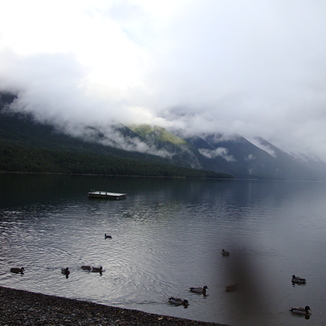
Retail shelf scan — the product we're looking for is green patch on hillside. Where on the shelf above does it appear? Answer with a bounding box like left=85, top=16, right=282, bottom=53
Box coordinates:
left=129, top=124, right=187, bottom=145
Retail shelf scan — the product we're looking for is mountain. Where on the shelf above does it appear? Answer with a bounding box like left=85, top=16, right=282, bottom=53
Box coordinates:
left=0, top=92, right=230, bottom=178
left=1, top=91, right=326, bottom=180
left=185, top=134, right=321, bottom=180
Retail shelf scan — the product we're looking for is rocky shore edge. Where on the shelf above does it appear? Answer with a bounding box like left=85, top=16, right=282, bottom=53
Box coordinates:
left=0, top=286, right=229, bottom=326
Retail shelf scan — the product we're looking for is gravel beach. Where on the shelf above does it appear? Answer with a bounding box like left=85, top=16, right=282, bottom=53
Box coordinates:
left=0, top=286, right=229, bottom=326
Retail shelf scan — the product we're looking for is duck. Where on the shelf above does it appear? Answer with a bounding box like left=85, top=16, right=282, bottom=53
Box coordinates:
left=222, top=249, right=230, bottom=256
left=168, top=297, right=189, bottom=307
left=61, top=267, right=70, bottom=278
left=105, top=234, right=112, bottom=239
left=189, top=285, right=208, bottom=296
left=10, top=267, right=24, bottom=274
left=290, top=306, right=311, bottom=316
left=225, top=283, right=238, bottom=292
left=292, top=275, right=306, bottom=284
left=91, top=266, right=103, bottom=275
left=81, top=265, right=91, bottom=271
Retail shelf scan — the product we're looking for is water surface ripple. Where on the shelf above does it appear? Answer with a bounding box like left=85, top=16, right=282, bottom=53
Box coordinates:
left=1, top=175, right=326, bottom=325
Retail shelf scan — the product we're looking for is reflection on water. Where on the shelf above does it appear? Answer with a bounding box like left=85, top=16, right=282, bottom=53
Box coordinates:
left=1, top=175, right=326, bottom=326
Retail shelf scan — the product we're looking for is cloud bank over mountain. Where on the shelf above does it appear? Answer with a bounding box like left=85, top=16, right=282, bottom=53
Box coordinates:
left=1, top=0, right=326, bottom=159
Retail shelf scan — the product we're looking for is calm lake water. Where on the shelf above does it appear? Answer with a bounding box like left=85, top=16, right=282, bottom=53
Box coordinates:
left=0, top=174, right=325, bottom=325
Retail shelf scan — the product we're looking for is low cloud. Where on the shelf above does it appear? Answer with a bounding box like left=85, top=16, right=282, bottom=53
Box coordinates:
left=199, top=148, right=236, bottom=162
left=246, top=154, right=256, bottom=161
left=248, top=138, right=277, bottom=158
left=1, top=1, right=326, bottom=160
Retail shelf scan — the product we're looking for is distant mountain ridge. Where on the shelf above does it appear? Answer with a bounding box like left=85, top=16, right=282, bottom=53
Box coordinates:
left=0, top=92, right=230, bottom=178
left=1, top=91, right=326, bottom=180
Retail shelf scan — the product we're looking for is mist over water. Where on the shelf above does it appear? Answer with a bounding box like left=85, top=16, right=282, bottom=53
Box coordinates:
left=1, top=174, right=326, bottom=325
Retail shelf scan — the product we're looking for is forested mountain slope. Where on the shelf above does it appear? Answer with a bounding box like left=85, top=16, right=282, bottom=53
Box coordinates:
left=0, top=92, right=231, bottom=178
left=2, top=91, right=326, bottom=180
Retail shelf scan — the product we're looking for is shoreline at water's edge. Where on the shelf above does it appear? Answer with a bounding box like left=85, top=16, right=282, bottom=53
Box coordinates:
left=0, top=286, right=230, bottom=326
left=0, top=171, right=235, bottom=179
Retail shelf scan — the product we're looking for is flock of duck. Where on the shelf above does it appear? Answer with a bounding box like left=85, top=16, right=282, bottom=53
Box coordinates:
left=9, top=245, right=311, bottom=318
left=290, top=275, right=311, bottom=317
left=169, top=285, right=208, bottom=308
left=168, top=249, right=311, bottom=318
left=168, top=249, right=231, bottom=309
left=10, top=265, right=104, bottom=279
left=10, top=234, right=112, bottom=279
left=61, top=266, right=103, bottom=278
left=168, top=249, right=239, bottom=310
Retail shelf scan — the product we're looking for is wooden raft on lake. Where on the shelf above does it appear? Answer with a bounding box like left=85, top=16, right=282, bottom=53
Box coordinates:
left=88, top=191, right=126, bottom=200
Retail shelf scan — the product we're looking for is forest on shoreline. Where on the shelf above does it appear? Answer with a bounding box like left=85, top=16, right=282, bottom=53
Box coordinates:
left=0, top=143, right=233, bottom=179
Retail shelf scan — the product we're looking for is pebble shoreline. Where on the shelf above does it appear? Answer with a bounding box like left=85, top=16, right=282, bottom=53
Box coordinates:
left=0, top=286, right=229, bottom=326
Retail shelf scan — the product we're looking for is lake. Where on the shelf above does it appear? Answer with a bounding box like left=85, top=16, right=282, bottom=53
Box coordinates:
left=0, top=174, right=325, bottom=325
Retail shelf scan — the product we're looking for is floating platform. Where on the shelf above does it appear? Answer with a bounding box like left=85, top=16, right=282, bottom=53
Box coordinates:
left=88, top=191, right=126, bottom=200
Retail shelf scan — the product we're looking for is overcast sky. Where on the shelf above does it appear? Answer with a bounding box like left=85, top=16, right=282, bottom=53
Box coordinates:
left=1, top=0, right=326, bottom=159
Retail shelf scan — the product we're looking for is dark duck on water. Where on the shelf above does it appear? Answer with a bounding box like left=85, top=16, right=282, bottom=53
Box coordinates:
left=10, top=267, right=24, bottom=274
left=61, top=267, right=70, bottom=278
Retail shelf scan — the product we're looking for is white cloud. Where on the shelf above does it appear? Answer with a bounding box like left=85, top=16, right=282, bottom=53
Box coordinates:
left=1, top=0, right=326, bottom=159
left=199, top=147, right=235, bottom=162
left=246, top=154, right=255, bottom=161
left=249, top=138, right=276, bottom=158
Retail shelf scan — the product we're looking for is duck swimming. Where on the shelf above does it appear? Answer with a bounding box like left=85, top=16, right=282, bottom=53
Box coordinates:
left=81, top=265, right=91, bottom=271
left=91, top=266, right=103, bottom=275
left=61, top=267, right=70, bottom=278
left=225, top=284, right=238, bottom=292
left=168, top=297, right=189, bottom=308
left=290, top=306, right=311, bottom=316
left=189, top=285, right=208, bottom=296
left=10, top=267, right=24, bottom=274
left=222, top=249, right=230, bottom=256
left=105, top=234, right=112, bottom=239
left=292, top=275, right=306, bottom=284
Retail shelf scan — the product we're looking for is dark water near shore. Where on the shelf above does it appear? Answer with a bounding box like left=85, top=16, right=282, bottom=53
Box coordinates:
left=0, top=174, right=325, bottom=325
